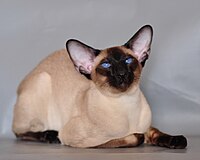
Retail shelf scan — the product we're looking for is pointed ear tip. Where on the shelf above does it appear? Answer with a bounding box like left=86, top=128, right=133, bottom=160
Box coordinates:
left=66, top=39, right=72, bottom=49
left=66, top=39, right=83, bottom=52
left=66, top=39, right=77, bottom=47
left=142, top=25, right=153, bottom=34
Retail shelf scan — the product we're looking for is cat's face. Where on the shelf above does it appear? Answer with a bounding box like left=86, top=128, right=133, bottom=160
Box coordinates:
left=66, top=25, right=153, bottom=95
left=91, top=46, right=141, bottom=94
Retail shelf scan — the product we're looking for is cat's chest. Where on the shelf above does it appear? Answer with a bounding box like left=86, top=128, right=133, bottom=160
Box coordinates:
left=116, top=94, right=143, bottom=125
left=94, top=90, right=151, bottom=134
left=94, top=91, right=140, bottom=118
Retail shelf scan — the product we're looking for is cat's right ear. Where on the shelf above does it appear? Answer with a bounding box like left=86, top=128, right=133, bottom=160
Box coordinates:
left=124, top=25, right=153, bottom=67
left=66, top=39, right=100, bottom=74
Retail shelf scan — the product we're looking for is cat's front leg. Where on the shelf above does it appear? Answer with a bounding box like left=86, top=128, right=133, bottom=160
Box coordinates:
left=145, top=127, right=187, bottom=149
left=59, top=116, right=125, bottom=148
left=59, top=116, right=143, bottom=148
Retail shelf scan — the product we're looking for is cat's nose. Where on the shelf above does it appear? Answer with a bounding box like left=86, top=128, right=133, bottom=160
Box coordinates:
left=116, top=74, right=127, bottom=85
left=119, top=71, right=126, bottom=76
left=118, top=66, right=126, bottom=76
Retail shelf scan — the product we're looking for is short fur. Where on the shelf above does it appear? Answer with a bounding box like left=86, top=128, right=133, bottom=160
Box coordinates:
left=12, top=25, right=187, bottom=148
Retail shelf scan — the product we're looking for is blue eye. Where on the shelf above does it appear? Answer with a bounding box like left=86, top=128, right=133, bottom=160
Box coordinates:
left=101, top=62, right=111, bottom=68
left=125, top=57, right=133, bottom=64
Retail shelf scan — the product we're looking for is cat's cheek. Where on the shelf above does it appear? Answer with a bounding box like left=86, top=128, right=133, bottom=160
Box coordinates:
left=91, top=71, right=107, bottom=87
left=132, top=64, right=142, bottom=84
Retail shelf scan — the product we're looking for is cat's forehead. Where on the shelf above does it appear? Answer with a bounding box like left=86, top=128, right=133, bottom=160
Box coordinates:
left=97, top=46, right=136, bottom=62
left=107, top=47, right=127, bottom=61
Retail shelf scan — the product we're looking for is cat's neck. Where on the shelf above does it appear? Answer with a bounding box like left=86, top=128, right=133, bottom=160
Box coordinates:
left=87, top=82, right=142, bottom=108
left=89, top=81, right=141, bottom=98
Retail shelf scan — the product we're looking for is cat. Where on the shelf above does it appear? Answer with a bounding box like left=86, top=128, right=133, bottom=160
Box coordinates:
left=12, top=25, right=187, bottom=149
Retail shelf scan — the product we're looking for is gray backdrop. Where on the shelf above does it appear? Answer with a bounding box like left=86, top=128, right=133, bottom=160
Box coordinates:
left=0, top=0, right=200, bottom=138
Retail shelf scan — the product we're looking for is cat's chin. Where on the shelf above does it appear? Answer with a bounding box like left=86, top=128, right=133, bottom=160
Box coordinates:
left=111, top=82, right=131, bottom=92
left=96, top=82, right=139, bottom=97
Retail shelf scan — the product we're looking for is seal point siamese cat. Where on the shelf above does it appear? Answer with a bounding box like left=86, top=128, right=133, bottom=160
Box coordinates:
left=12, top=25, right=187, bottom=149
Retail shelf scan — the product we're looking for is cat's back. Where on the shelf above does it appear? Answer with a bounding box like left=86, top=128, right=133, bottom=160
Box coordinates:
left=18, top=49, right=89, bottom=95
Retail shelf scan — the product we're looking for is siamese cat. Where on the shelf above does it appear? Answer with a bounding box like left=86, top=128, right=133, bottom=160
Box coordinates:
left=12, top=25, right=187, bottom=149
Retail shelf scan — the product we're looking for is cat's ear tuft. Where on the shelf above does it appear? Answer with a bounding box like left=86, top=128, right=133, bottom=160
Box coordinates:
left=66, top=39, right=100, bottom=74
left=124, top=25, right=153, bottom=67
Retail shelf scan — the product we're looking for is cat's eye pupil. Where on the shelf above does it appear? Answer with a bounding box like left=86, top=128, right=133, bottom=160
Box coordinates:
left=125, top=57, right=133, bottom=64
left=101, top=62, right=111, bottom=68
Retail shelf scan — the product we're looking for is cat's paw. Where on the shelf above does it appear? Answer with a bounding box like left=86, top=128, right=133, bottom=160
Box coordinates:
left=168, top=135, right=187, bottom=149
left=42, top=130, right=61, bottom=144
left=157, top=135, right=187, bottom=149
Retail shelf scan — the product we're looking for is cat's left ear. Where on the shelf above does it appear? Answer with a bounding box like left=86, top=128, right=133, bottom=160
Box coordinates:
left=66, top=39, right=100, bottom=74
left=124, top=25, right=153, bottom=67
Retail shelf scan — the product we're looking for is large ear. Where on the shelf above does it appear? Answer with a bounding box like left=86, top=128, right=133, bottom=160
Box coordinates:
left=124, top=25, right=153, bottom=67
left=66, top=39, right=100, bottom=74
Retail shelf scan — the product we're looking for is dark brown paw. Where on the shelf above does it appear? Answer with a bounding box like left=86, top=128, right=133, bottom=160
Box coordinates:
left=157, top=135, right=187, bottom=149
left=168, top=135, right=187, bottom=149
left=42, top=130, right=61, bottom=144
left=15, top=130, right=61, bottom=144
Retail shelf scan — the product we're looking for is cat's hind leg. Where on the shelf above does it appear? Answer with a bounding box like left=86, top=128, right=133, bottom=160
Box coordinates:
left=96, top=133, right=144, bottom=148
left=145, top=127, right=187, bottom=149
left=12, top=72, right=52, bottom=138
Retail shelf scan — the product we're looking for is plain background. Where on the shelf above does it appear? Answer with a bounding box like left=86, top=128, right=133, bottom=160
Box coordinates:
left=0, top=0, right=200, bottom=138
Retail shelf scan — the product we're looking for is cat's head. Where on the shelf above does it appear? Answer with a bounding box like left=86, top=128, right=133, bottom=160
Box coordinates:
left=66, top=25, right=153, bottom=95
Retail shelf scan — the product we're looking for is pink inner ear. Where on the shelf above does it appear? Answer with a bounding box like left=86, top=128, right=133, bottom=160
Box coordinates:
left=129, top=26, right=152, bottom=62
left=132, top=40, right=151, bottom=62
left=137, top=51, right=149, bottom=63
left=78, top=62, right=93, bottom=74
left=87, top=65, right=93, bottom=73
left=67, top=39, right=98, bottom=74
left=134, top=45, right=149, bottom=62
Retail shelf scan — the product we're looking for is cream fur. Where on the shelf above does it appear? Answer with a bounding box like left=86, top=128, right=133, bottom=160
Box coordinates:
left=12, top=49, right=152, bottom=148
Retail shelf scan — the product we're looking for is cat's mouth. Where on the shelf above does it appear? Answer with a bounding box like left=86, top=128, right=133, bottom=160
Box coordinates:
left=108, top=74, right=134, bottom=92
